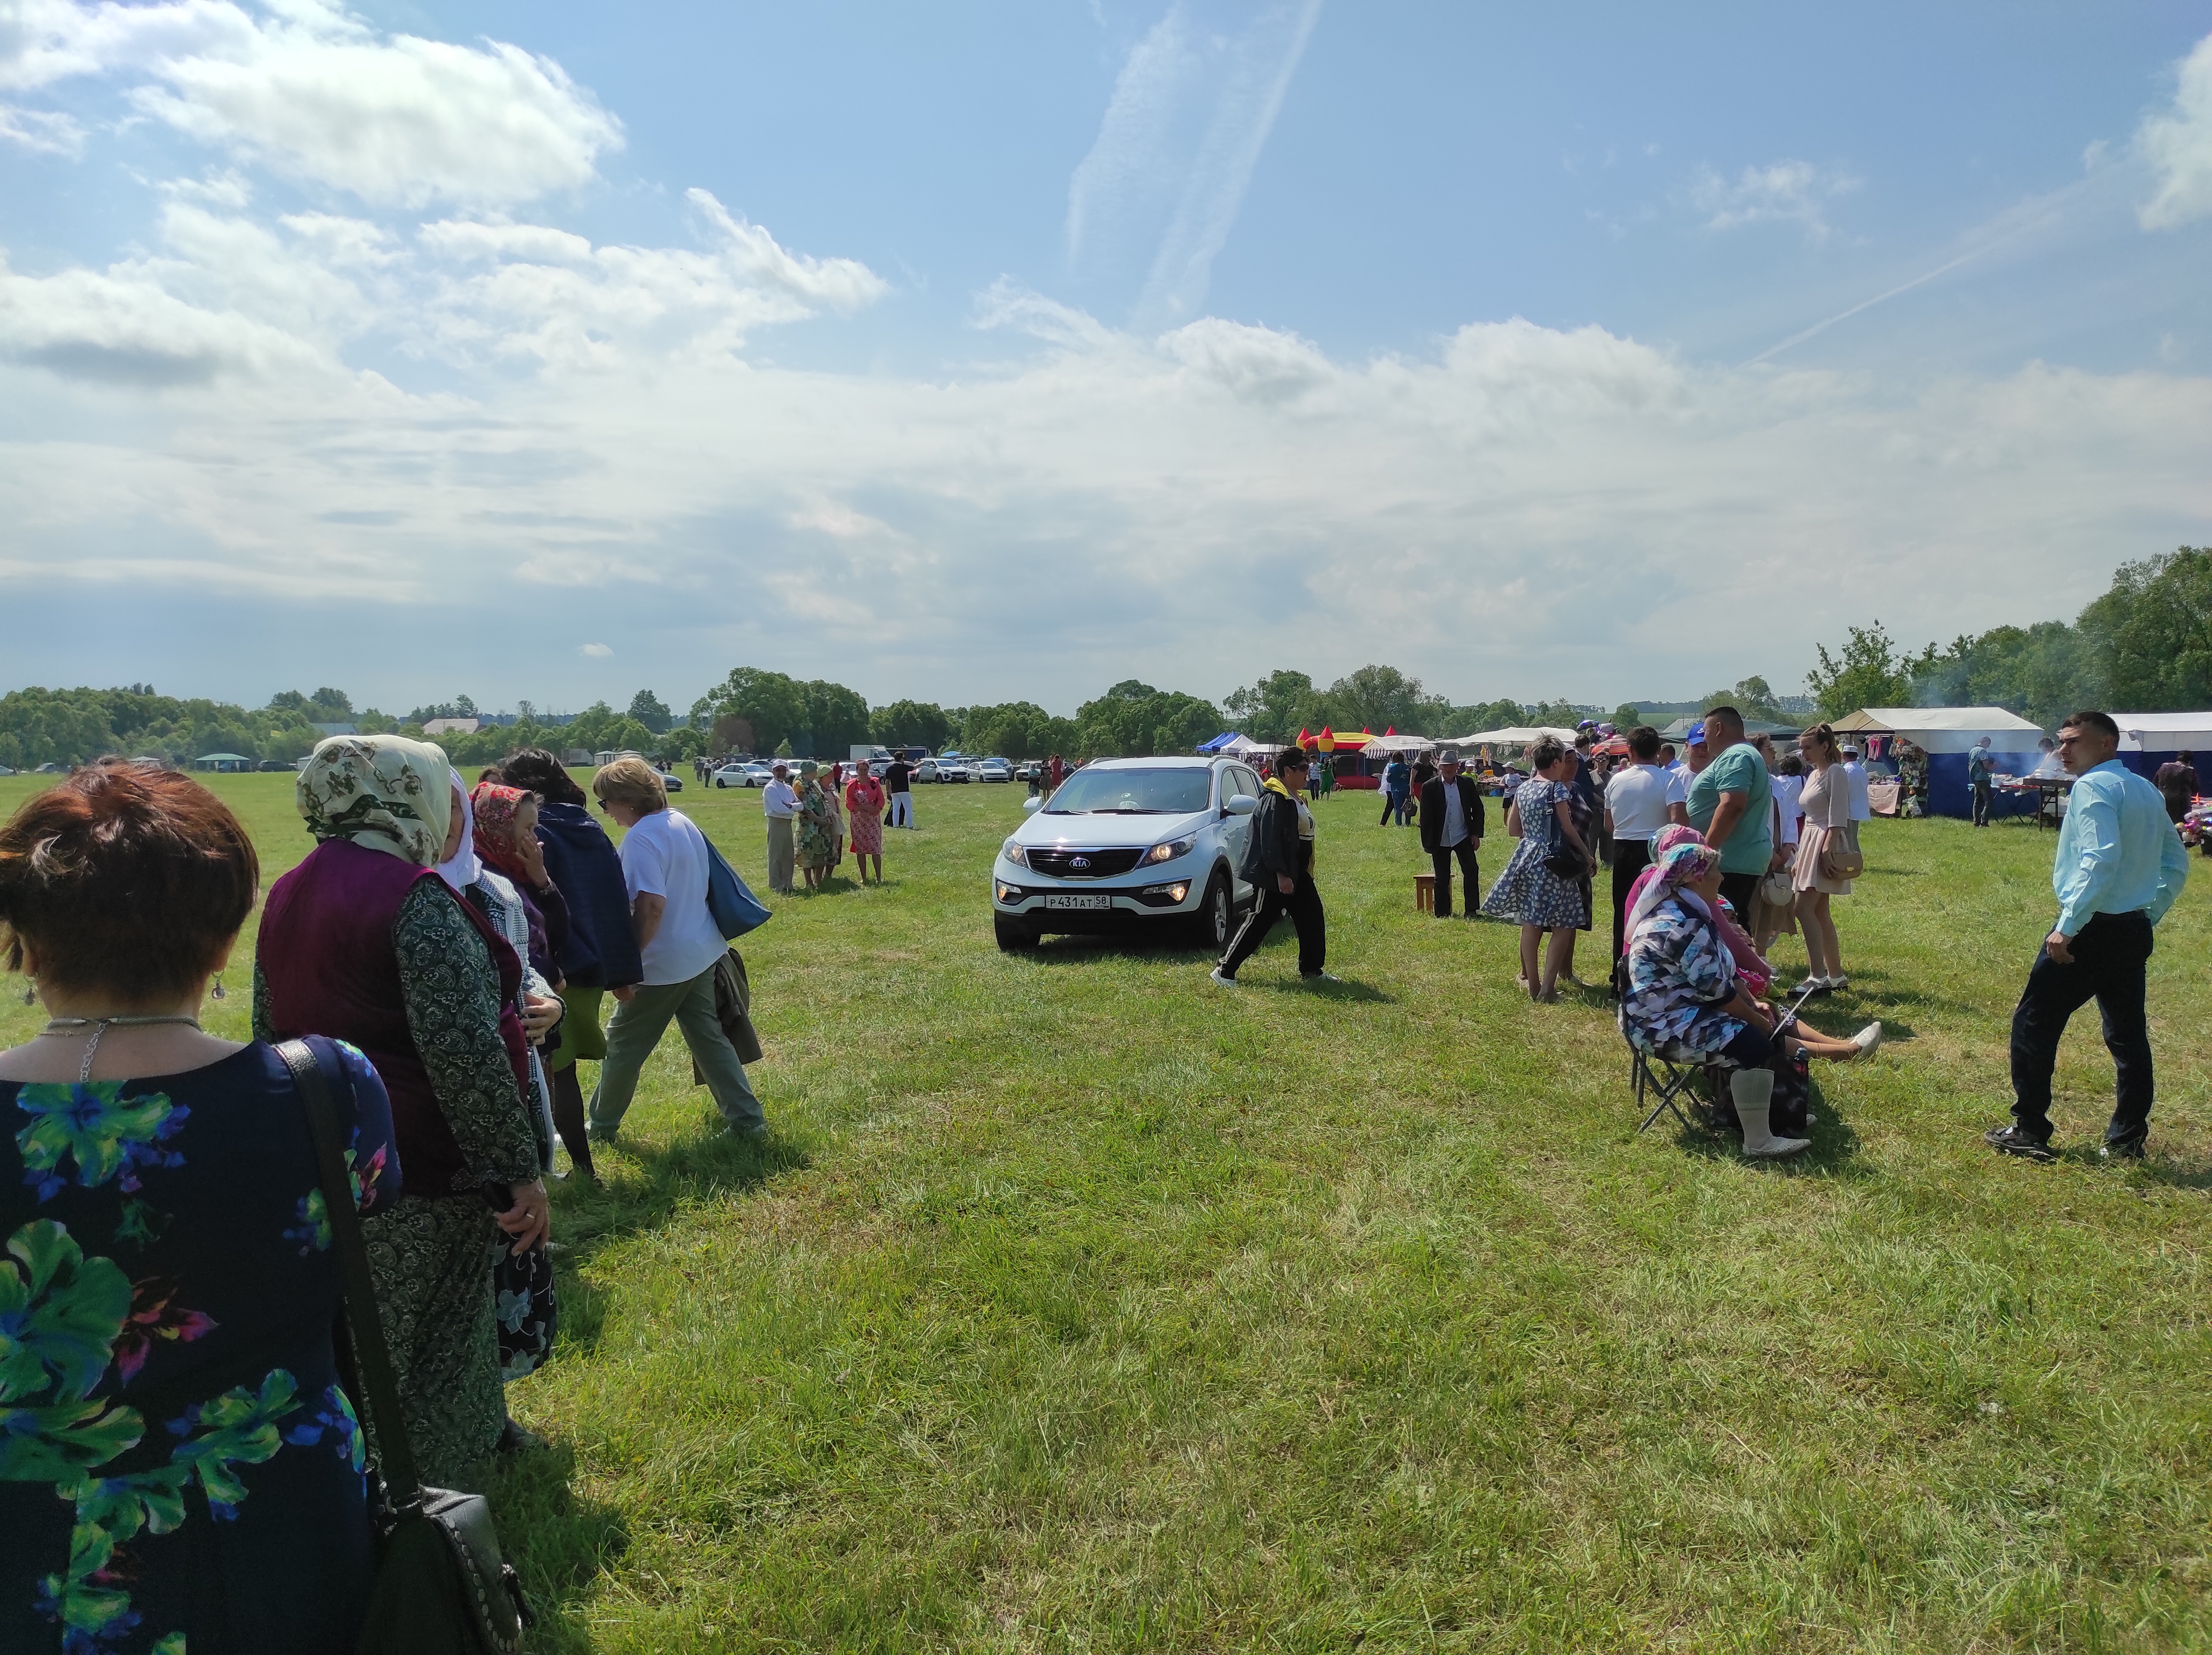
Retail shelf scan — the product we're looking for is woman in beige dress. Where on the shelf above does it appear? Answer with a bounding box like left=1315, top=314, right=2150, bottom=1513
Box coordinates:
left=1790, top=723, right=1853, bottom=995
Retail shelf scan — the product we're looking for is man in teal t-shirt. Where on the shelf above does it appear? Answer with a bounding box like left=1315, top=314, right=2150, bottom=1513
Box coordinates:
left=1685, top=705, right=1773, bottom=917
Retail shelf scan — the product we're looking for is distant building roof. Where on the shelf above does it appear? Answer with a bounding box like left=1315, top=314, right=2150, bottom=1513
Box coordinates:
left=195, top=753, right=253, bottom=765
left=420, top=718, right=481, bottom=736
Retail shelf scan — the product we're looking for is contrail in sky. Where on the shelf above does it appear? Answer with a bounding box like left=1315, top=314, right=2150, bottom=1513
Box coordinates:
left=1744, top=185, right=2084, bottom=366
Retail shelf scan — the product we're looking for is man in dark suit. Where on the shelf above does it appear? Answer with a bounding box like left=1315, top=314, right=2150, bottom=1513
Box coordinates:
left=1418, top=748, right=1486, bottom=917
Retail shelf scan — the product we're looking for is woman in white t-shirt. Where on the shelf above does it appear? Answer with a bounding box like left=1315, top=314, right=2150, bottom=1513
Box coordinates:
left=582, top=757, right=766, bottom=1144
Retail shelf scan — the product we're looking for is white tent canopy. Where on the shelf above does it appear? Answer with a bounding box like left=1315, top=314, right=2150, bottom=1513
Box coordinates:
left=1218, top=735, right=1283, bottom=757
left=1833, top=706, right=2045, bottom=755
left=1358, top=734, right=1433, bottom=755
left=1451, top=726, right=1579, bottom=747
left=2112, top=712, right=2212, bottom=751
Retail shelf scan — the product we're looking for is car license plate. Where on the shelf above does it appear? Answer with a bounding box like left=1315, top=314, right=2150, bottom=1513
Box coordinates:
left=1044, top=893, right=1112, bottom=910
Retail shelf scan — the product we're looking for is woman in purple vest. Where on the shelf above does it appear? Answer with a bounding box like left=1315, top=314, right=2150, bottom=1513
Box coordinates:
left=255, top=736, right=546, bottom=1488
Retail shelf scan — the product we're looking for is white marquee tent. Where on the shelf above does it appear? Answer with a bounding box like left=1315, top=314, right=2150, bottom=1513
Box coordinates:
left=1830, top=706, right=2045, bottom=753
left=2112, top=712, right=2212, bottom=751
left=1451, top=726, right=1580, bottom=747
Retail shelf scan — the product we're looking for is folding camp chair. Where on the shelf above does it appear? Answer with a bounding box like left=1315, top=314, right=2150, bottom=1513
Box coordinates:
left=1629, top=1043, right=1711, bottom=1134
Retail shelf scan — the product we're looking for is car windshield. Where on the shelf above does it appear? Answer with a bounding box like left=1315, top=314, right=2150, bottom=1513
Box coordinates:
left=1045, top=767, right=1211, bottom=815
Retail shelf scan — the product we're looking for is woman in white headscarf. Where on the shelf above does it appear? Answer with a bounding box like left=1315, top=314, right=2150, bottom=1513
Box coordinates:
left=255, top=736, right=549, bottom=1484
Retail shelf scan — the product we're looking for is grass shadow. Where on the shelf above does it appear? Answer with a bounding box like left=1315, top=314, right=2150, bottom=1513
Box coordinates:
left=547, top=1123, right=811, bottom=1359
left=487, top=1439, right=631, bottom=1654
left=1266, top=975, right=1393, bottom=1003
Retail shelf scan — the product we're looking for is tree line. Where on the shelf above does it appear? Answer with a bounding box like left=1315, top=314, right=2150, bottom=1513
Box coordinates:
left=1806, top=548, right=2212, bottom=729
left=6, top=551, right=2200, bottom=771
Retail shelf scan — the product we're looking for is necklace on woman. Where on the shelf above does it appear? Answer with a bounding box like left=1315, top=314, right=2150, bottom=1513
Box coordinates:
left=39, top=1014, right=205, bottom=1083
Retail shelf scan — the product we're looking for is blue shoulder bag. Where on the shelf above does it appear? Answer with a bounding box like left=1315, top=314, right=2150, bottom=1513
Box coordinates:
left=703, top=833, right=773, bottom=939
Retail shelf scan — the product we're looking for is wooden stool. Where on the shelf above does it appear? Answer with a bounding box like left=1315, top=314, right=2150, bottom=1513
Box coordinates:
left=1414, top=873, right=1436, bottom=914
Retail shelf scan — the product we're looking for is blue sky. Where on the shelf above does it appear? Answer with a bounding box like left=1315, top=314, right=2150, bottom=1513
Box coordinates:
left=3, top=1, right=2210, bottom=718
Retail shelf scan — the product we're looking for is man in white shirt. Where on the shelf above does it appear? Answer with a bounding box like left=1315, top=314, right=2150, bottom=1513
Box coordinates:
left=1604, top=725, right=1675, bottom=964
left=1841, top=744, right=1872, bottom=823
left=762, top=763, right=800, bottom=894
left=584, top=758, right=765, bottom=1143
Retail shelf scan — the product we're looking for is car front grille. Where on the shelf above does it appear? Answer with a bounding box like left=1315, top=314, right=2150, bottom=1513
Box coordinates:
left=1026, top=847, right=1145, bottom=879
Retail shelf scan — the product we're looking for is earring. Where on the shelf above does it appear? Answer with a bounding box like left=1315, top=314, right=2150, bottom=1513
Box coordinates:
left=210, top=975, right=226, bottom=1001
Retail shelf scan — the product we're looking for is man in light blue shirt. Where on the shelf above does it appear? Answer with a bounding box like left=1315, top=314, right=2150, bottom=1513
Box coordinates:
left=1988, top=710, right=2190, bottom=1161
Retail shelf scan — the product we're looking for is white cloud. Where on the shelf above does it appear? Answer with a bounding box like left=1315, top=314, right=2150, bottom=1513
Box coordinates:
left=3, top=0, right=621, bottom=206
left=1688, top=159, right=1860, bottom=240
left=0, top=101, right=83, bottom=153
left=3, top=295, right=2205, bottom=709
left=415, top=192, right=886, bottom=367
left=1065, top=0, right=1322, bottom=328
left=0, top=247, right=328, bottom=383
left=2138, top=30, right=2212, bottom=229
left=578, top=642, right=612, bottom=657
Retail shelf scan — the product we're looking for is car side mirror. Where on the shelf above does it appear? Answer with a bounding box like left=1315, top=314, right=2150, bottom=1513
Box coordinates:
left=1022, top=796, right=1044, bottom=813
left=1224, top=794, right=1259, bottom=816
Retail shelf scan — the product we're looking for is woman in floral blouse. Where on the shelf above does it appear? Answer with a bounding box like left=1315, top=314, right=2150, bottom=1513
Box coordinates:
left=794, top=762, right=837, bottom=891
left=1619, top=839, right=1880, bottom=1156
left=0, top=760, right=402, bottom=1654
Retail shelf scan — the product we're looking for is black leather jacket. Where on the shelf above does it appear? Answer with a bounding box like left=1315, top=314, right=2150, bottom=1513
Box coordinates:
left=1239, top=787, right=1310, bottom=884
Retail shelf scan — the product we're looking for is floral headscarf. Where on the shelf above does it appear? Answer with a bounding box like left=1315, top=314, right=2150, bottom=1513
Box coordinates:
left=297, top=735, right=452, bottom=866
left=1626, top=838, right=1722, bottom=943
left=471, top=781, right=533, bottom=884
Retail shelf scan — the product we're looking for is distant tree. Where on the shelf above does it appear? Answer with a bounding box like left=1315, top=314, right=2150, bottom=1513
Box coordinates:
left=711, top=715, right=757, bottom=755
left=1222, top=669, right=1319, bottom=743
left=962, top=702, right=1077, bottom=759
left=703, top=667, right=807, bottom=755
left=1700, top=677, right=1790, bottom=723
left=871, top=699, right=954, bottom=752
left=626, top=690, right=673, bottom=734
left=1806, top=623, right=1914, bottom=718
left=2079, top=547, right=2212, bottom=712
left=1315, top=664, right=1447, bottom=736
left=1611, top=703, right=1643, bottom=728
left=1451, top=698, right=1527, bottom=736
left=1073, top=685, right=1219, bottom=757
left=797, top=679, right=871, bottom=757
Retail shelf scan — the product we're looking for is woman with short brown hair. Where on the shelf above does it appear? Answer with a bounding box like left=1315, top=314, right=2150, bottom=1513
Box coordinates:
left=0, top=760, right=401, bottom=1652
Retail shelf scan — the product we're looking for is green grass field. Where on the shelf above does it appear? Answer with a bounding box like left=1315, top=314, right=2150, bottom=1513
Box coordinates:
left=2, top=772, right=2208, bottom=1652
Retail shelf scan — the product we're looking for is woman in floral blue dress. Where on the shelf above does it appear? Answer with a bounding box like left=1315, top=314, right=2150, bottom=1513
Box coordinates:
left=0, top=760, right=402, bottom=1654
left=1479, top=736, right=1595, bottom=1001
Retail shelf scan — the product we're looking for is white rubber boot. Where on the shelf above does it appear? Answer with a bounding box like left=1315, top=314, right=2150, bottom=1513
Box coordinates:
left=1732, top=1067, right=1809, bottom=1158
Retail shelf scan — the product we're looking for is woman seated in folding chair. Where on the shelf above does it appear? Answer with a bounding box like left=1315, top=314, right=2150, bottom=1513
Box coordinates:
left=1618, top=839, right=1880, bottom=1158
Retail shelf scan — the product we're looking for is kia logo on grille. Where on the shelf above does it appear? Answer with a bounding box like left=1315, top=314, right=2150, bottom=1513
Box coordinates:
left=1071, top=856, right=1091, bottom=869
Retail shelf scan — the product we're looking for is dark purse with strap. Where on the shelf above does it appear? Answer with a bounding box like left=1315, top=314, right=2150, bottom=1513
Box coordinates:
left=275, top=1040, right=533, bottom=1655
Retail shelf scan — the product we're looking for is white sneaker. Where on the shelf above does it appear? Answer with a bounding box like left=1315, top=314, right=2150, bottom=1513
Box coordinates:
left=1852, top=1021, right=1883, bottom=1057
left=1305, top=971, right=1342, bottom=985
left=1208, top=968, right=1239, bottom=987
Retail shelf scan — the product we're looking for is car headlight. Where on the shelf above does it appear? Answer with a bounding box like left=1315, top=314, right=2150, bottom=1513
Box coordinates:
left=1143, top=834, right=1197, bottom=865
left=1001, top=838, right=1028, bottom=866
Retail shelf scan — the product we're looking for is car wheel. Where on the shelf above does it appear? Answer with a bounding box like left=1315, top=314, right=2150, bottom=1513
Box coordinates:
left=994, top=913, right=1040, bottom=952
left=1188, top=869, right=1232, bottom=952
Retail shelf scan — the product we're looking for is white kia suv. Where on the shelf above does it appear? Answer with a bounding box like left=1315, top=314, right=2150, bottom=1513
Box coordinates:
left=991, top=756, right=1262, bottom=952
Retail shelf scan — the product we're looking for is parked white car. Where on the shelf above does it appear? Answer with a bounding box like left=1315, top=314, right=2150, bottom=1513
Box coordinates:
left=975, top=757, right=1013, bottom=783
left=713, top=762, right=775, bottom=788
left=990, top=756, right=1261, bottom=952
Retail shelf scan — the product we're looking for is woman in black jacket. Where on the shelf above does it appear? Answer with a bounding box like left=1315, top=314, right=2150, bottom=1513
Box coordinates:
left=499, top=749, right=644, bottom=1182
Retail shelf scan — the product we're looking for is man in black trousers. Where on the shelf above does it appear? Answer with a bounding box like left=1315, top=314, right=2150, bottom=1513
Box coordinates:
left=1418, top=748, right=1485, bottom=917
left=1212, top=746, right=1335, bottom=985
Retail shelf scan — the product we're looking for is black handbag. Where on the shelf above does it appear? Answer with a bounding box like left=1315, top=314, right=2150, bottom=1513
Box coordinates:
left=275, top=1040, right=533, bottom=1655
left=1540, top=795, right=1586, bottom=879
